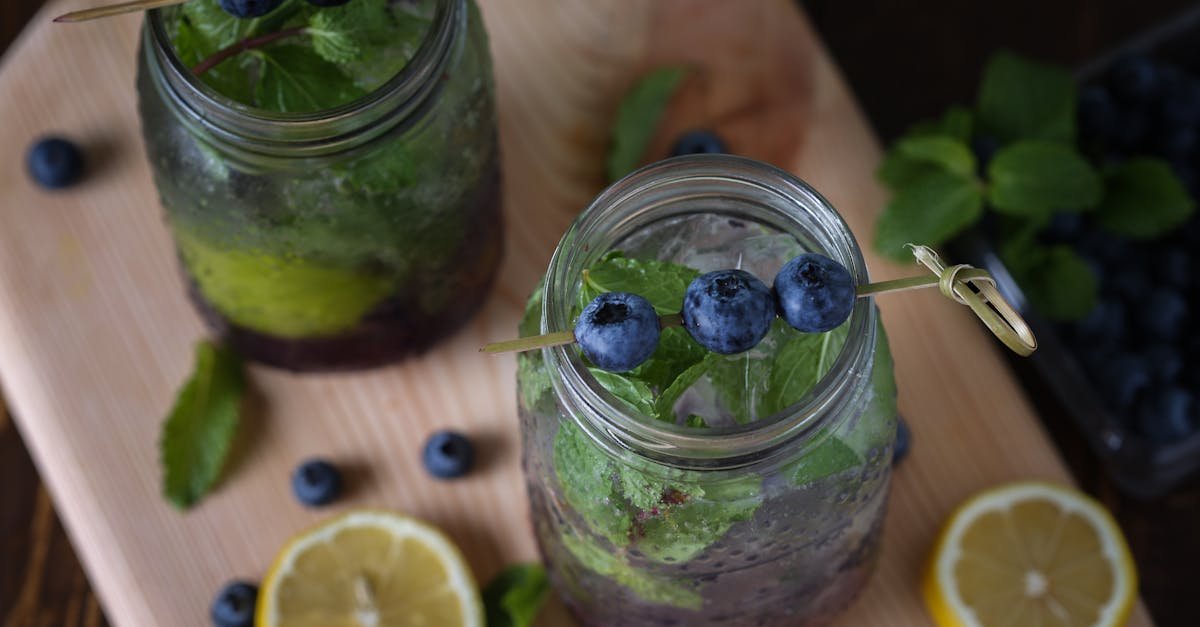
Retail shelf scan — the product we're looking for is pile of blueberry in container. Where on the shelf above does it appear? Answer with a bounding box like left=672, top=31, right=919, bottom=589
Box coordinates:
left=1049, top=55, right=1200, bottom=445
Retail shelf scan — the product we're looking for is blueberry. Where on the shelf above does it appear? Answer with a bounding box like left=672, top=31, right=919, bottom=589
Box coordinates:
left=1109, top=56, right=1160, bottom=104
left=1137, top=387, right=1196, bottom=444
left=670, top=130, right=727, bottom=156
left=575, top=292, right=660, bottom=371
left=1139, top=288, right=1187, bottom=341
left=291, top=459, right=342, bottom=506
left=1077, top=229, right=1129, bottom=265
left=211, top=581, right=257, bottom=627
left=1110, top=107, right=1151, bottom=151
left=892, top=417, right=911, bottom=466
left=681, top=270, right=775, bottom=354
left=1043, top=212, right=1083, bottom=243
left=423, top=431, right=474, bottom=479
left=218, top=0, right=283, bottom=18
left=1143, top=344, right=1184, bottom=383
left=1159, top=247, right=1189, bottom=288
left=773, top=253, right=856, bottom=333
left=1073, top=298, right=1125, bottom=341
left=307, top=0, right=353, bottom=6
left=1152, top=123, right=1197, bottom=159
left=1078, top=85, right=1119, bottom=141
left=1100, top=354, right=1151, bottom=410
left=1105, top=266, right=1143, bottom=302
left=26, top=137, right=84, bottom=190
left=1156, top=68, right=1200, bottom=127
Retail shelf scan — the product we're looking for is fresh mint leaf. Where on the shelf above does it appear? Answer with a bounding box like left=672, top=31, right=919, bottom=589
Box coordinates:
left=874, top=170, right=984, bottom=260
left=608, top=67, right=688, bottom=182
left=685, top=414, right=708, bottom=428
left=761, top=322, right=848, bottom=416
left=629, top=326, right=707, bottom=395
left=653, top=356, right=715, bottom=422
left=1095, top=158, right=1196, bottom=239
left=590, top=369, right=656, bottom=416
left=706, top=350, right=773, bottom=424
left=517, top=286, right=554, bottom=413
left=308, top=0, right=394, bottom=64
left=976, top=50, right=1076, bottom=143
left=986, top=140, right=1101, bottom=217
left=636, top=491, right=759, bottom=564
left=898, top=135, right=976, bottom=178
left=482, top=564, right=550, bottom=627
left=252, top=45, right=367, bottom=113
left=785, top=434, right=860, bottom=485
left=553, top=422, right=631, bottom=545
left=160, top=341, right=245, bottom=509
left=181, top=0, right=259, bottom=49
left=908, top=106, right=974, bottom=141
left=562, top=533, right=702, bottom=610
left=584, top=255, right=699, bottom=314
left=1002, top=240, right=1098, bottom=321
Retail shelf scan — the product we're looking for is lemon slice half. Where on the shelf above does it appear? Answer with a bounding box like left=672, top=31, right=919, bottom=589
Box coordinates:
left=258, top=510, right=483, bottom=627
left=923, top=481, right=1136, bottom=627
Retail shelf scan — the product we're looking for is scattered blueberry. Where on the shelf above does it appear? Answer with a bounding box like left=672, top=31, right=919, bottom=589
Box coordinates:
left=1140, top=288, right=1188, bottom=341
left=1109, top=55, right=1160, bottom=104
left=211, top=581, right=257, bottom=627
left=1100, top=354, right=1152, bottom=410
left=1137, top=387, right=1196, bottom=444
left=670, top=130, right=726, bottom=156
left=1073, top=298, right=1125, bottom=341
left=26, top=137, right=84, bottom=190
left=218, top=0, right=283, bottom=18
left=291, top=459, right=342, bottom=506
left=1043, top=212, right=1083, bottom=243
left=307, top=0, right=353, bottom=6
left=1078, top=85, right=1119, bottom=140
left=1143, top=344, right=1184, bottom=383
left=773, top=253, right=856, bottom=333
left=1109, top=107, right=1150, bottom=150
left=892, top=417, right=911, bottom=466
left=1158, top=247, right=1189, bottom=288
left=1105, top=266, right=1144, bottom=302
left=681, top=270, right=776, bottom=354
left=423, top=431, right=474, bottom=479
left=575, top=292, right=660, bottom=372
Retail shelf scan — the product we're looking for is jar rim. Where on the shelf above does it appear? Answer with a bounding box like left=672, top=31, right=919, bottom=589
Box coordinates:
left=542, top=155, right=877, bottom=470
left=142, top=0, right=461, bottom=158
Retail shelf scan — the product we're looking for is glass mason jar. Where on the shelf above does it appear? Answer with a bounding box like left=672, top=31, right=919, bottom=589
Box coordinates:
left=136, top=0, right=500, bottom=370
left=517, top=156, right=898, bottom=626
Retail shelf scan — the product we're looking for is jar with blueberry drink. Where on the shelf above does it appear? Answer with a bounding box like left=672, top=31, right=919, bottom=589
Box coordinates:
left=137, top=0, right=500, bottom=370
left=515, top=156, right=899, bottom=626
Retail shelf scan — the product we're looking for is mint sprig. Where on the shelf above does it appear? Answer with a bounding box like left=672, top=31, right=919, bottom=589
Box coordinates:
left=160, top=341, right=245, bottom=509
left=482, top=564, right=551, bottom=627
left=873, top=50, right=1193, bottom=321
left=607, top=67, right=688, bottom=182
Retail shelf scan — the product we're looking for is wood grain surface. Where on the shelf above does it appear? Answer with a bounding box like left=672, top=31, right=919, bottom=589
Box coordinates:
left=0, top=1, right=1187, bottom=626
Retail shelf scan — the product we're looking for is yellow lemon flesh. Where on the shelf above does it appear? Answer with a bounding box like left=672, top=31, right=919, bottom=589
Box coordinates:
left=258, top=510, right=483, bottom=627
left=924, top=481, right=1136, bottom=627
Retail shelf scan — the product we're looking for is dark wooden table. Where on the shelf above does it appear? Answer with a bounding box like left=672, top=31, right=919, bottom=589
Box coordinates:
left=2, top=1, right=1198, bottom=626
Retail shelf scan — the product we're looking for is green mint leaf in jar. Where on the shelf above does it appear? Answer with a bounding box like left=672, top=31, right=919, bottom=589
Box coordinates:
left=1094, top=157, right=1196, bottom=238
left=976, top=50, right=1077, bottom=144
left=307, top=0, right=395, bottom=64
left=986, top=140, right=1102, bottom=217
left=160, top=341, right=245, bottom=509
left=252, top=44, right=366, bottom=112
left=873, top=169, right=984, bottom=260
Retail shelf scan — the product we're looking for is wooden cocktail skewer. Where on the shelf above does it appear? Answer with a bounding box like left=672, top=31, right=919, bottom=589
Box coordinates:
left=54, top=0, right=187, bottom=23
left=482, top=246, right=1037, bottom=357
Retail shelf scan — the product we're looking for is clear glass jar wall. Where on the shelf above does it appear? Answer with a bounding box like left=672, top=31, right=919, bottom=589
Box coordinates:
left=136, top=0, right=500, bottom=370
left=517, top=156, right=899, bottom=626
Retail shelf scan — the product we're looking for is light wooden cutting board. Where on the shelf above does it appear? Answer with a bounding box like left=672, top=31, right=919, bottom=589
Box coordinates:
left=0, top=1, right=1153, bottom=625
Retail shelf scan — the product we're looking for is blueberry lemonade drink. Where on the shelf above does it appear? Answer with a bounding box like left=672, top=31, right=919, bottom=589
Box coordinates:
left=137, top=0, right=499, bottom=370
left=515, top=156, right=899, bottom=626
